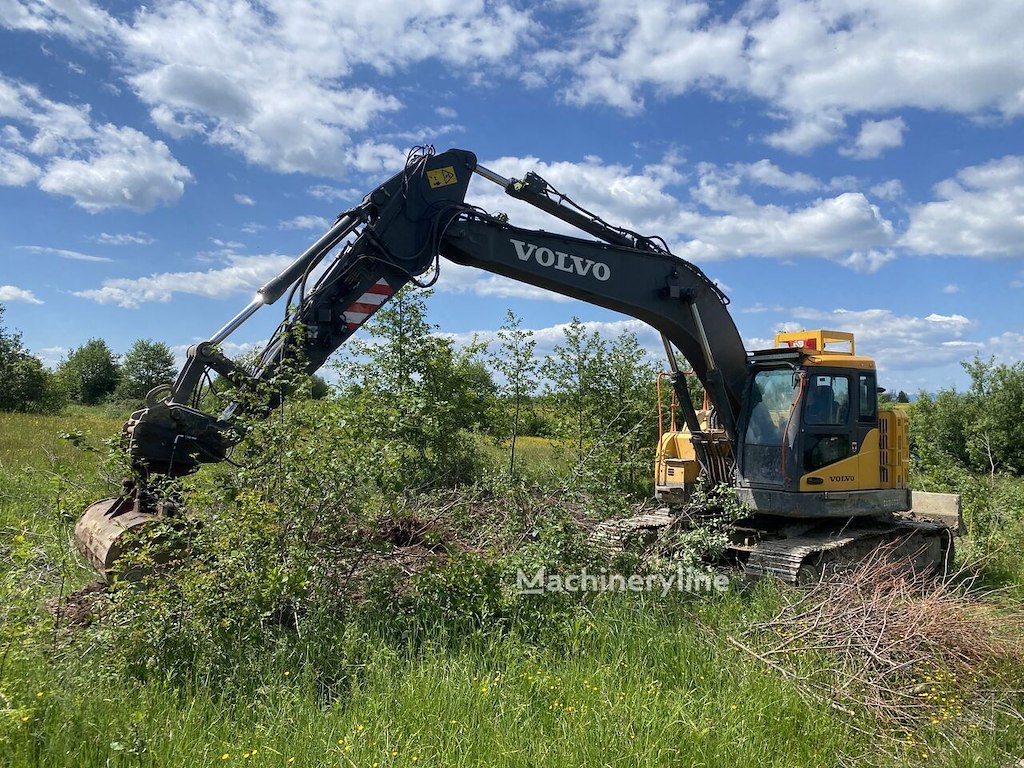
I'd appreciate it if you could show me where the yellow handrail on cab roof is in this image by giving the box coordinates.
[773,329,855,355]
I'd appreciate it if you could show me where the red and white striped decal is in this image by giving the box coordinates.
[345,279,394,331]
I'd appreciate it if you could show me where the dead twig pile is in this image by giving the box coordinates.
[733,545,1024,730]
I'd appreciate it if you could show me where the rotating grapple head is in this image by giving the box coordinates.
[74,401,233,581]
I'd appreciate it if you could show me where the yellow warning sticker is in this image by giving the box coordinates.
[426,166,458,189]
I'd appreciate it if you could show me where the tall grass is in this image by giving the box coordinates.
[6,589,1023,767]
[0,592,902,767]
[2,410,1023,767]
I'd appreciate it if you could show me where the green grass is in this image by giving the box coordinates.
[0,594,923,768]
[0,409,122,468]
[2,410,1024,767]
[475,434,570,483]
[6,590,1022,768]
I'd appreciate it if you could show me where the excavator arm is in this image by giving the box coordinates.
[123,147,747,479]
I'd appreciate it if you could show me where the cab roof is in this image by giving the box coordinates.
[748,329,877,371]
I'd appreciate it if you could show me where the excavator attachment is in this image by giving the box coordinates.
[75,494,176,582]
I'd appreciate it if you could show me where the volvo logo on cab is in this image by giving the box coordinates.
[510,238,611,281]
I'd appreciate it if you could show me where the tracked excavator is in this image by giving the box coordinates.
[75,147,953,584]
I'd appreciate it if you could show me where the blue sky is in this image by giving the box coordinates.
[2,0,1023,394]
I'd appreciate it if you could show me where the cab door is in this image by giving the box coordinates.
[800,372,853,474]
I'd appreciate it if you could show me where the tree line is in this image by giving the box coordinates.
[0,303,178,411]
[10,294,1023,489]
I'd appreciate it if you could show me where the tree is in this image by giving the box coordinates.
[0,304,64,413]
[490,310,539,476]
[541,318,608,454]
[896,390,910,404]
[600,331,660,492]
[962,356,1024,476]
[117,339,177,400]
[333,287,489,487]
[453,355,498,432]
[309,374,331,400]
[911,356,1024,477]
[58,338,120,405]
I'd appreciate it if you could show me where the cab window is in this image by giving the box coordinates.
[744,368,797,446]
[803,374,849,426]
[802,374,852,472]
[858,373,877,421]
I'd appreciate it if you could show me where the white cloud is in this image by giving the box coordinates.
[981,332,1024,366]
[308,184,359,202]
[870,179,904,201]
[0,75,191,211]
[832,249,897,273]
[678,187,896,272]
[745,2,1024,118]
[437,262,575,303]
[538,1,1024,152]
[37,124,191,212]
[0,284,43,304]
[764,111,846,154]
[6,0,1024,166]
[902,155,1024,257]
[0,0,114,44]
[943,284,960,294]
[91,232,154,246]
[0,147,39,185]
[74,253,294,308]
[842,118,906,160]
[0,75,94,155]
[279,215,331,231]
[17,245,111,263]
[464,154,895,273]
[35,346,67,367]
[739,159,820,193]
[552,1,748,115]
[234,194,255,206]
[4,0,532,177]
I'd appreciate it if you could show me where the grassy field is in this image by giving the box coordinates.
[2,409,1023,767]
